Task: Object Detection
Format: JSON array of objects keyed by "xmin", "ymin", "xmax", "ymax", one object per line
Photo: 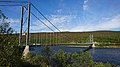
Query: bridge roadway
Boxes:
[
  {"xmin": 22, "ymin": 42, "xmax": 97, "ymax": 47},
  {"xmin": 22, "ymin": 42, "xmax": 96, "ymax": 57}
]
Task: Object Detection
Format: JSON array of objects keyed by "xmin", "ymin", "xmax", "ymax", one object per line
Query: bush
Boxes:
[{"xmin": 53, "ymin": 50, "xmax": 94, "ymax": 67}]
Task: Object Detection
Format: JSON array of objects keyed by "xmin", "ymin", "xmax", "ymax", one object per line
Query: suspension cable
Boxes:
[
  {"xmin": 31, "ymin": 4, "xmax": 61, "ymax": 32},
  {"xmin": 24, "ymin": 6, "xmax": 55, "ymax": 32},
  {"xmin": 25, "ymin": 3, "xmax": 71, "ymax": 45},
  {"xmin": 31, "ymin": 12, "xmax": 55, "ymax": 32},
  {"xmin": 31, "ymin": 3, "xmax": 67, "ymax": 45}
]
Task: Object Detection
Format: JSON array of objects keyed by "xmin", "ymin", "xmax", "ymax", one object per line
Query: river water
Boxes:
[{"xmin": 29, "ymin": 45, "xmax": 120, "ymax": 65}]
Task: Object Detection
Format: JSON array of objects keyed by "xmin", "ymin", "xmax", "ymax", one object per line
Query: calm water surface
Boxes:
[{"xmin": 30, "ymin": 45, "xmax": 120, "ymax": 65}]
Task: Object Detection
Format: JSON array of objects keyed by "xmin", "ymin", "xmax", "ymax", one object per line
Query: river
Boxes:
[{"xmin": 29, "ymin": 45, "xmax": 120, "ymax": 65}]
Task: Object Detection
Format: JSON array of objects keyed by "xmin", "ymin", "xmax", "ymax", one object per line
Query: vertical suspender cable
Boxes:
[
  {"xmin": 52, "ymin": 32, "xmax": 54, "ymax": 45},
  {"xmin": 56, "ymin": 32, "xmax": 57, "ymax": 45},
  {"xmin": 49, "ymin": 32, "xmax": 50, "ymax": 45},
  {"xmin": 40, "ymin": 32, "xmax": 42, "ymax": 45},
  {"xmin": 39, "ymin": 32, "xmax": 40, "ymax": 45},
  {"xmin": 45, "ymin": 32, "xmax": 47, "ymax": 45},
  {"xmin": 35, "ymin": 33, "xmax": 37, "ymax": 45}
]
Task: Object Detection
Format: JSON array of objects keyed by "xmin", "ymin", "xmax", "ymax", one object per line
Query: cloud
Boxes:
[
  {"xmin": 98, "ymin": 15, "xmax": 120, "ymax": 29},
  {"xmin": 68, "ymin": 15, "xmax": 120, "ymax": 32},
  {"xmin": 65, "ymin": 24, "xmax": 96, "ymax": 32},
  {"xmin": 83, "ymin": 0, "xmax": 89, "ymax": 11},
  {"xmin": 31, "ymin": 15, "xmax": 72, "ymax": 31},
  {"xmin": 5, "ymin": 18, "xmax": 20, "ymax": 28},
  {"xmin": 49, "ymin": 15, "xmax": 71, "ymax": 24},
  {"xmin": 0, "ymin": 18, "xmax": 20, "ymax": 32},
  {"xmin": 31, "ymin": 14, "xmax": 120, "ymax": 32},
  {"xmin": 40, "ymin": 30, "xmax": 53, "ymax": 32},
  {"xmin": 7, "ymin": 18, "xmax": 19, "ymax": 24},
  {"xmin": 31, "ymin": 25, "xmax": 41, "ymax": 30},
  {"xmin": 31, "ymin": 20, "xmax": 44, "ymax": 31},
  {"xmin": 0, "ymin": 18, "xmax": 19, "ymax": 24},
  {"xmin": 0, "ymin": 18, "xmax": 20, "ymax": 28}
]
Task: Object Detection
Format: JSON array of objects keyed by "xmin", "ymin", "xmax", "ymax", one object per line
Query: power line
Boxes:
[{"xmin": 31, "ymin": 4, "xmax": 61, "ymax": 32}]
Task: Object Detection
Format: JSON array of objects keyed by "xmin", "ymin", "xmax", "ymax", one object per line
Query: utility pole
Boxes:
[
  {"xmin": 19, "ymin": 6, "xmax": 24, "ymax": 46},
  {"xmin": 26, "ymin": 3, "xmax": 31, "ymax": 45}
]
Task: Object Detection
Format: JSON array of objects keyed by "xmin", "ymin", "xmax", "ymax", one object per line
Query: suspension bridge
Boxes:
[
  {"xmin": 0, "ymin": 1, "xmax": 120, "ymax": 65},
  {"xmin": 0, "ymin": 1, "xmax": 96, "ymax": 56},
  {"xmin": 0, "ymin": 1, "xmax": 97, "ymax": 46}
]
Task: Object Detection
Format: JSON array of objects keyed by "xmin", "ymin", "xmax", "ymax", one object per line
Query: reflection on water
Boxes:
[
  {"xmin": 91, "ymin": 47, "xmax": 95, "ymax": 56},
  {"xmin": 30, "ymin": 45, "xmax": 120, "ymax": 65}
]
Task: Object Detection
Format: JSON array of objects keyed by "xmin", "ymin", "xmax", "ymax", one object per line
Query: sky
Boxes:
[{"xmin": 0, "ymin": 0, "xmax": 120, "ymax": 32}]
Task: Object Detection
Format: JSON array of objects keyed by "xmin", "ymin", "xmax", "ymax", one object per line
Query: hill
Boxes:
[{"xmin": 22, "ymin": 31, "xmax": 120, "ymax": 46}]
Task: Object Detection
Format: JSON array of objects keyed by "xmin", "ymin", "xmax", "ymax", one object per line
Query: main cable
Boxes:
[
  {"xmin": 31, "ymin": 3, "xmax": 72, "ymax": 44},
  {"xmin": 24, "ymin": 6, "xmax": 55, "ymax": 32},
  {"xmin": 31, "ymin": 4, "xmax": 61, "ymax": 32},
  {"xmin": 31, "ymin": 12, "xmax": 55, "ymax": 32}
]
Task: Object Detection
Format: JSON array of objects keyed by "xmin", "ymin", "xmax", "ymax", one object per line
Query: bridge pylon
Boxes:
[{"xmin": 89, "ymin": 34, "xmax": 95, "ymax": 47}]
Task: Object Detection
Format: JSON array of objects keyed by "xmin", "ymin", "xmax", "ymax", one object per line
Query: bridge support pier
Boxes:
[
  {"xmin": 23, "ymin": 45, "xmax": 30, "ymax": 58},
  {"xmin": 92, "ymin": 43, "xmax": 95, "ymax": 47}
]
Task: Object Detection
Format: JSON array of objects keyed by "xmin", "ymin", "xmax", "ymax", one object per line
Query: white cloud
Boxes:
[
  {"xmin": 31, "ymin": 20, "xmax": 44, "ymax": 31},
  {"xmin": 0, "ymin": 18, "xmax": 20, "ymax": 32},
  {"xmin": 5, "ymin": 18, "xmax": 20, "ymax": 28},
  {"xmin": 68, "ymin": 15, "xmax": 120, "ymax": 32},
  {"xmin": 7, "ymin": 18, "xmax": 19, "ymax": 24},
  {"xmin": 98, "ymin": 15, "xmax": 120, "ymax": 29},
  {"xmin": 31, "ymin": 14, "xmax": 120, "ymax": 32},
  {"xmin": 65, "ymin": 24, "xmax": 96, "ymax": 32},
  {"xmin": 0, "ymin": 18, "xmax": 19, "ymax": 24},
  {"xmin": 31, "ymin": 15, "xmax": 72, "ymax": 31},
  {"xmin": 83, "ymin": 0, "xmax": 89, "ymax": 11},
  {"xmin": 50, "ymin": 15, "xmax": 71, "ymax": 23},
  {"xmin": 40, "ymin": 30, "xmax": 53, "ymax": 32},
  {"xmin": 31, "ymin": 25, "xmax": 41, "ymax": 30}
]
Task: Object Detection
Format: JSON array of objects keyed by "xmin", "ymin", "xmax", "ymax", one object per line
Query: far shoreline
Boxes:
[{"xmin": 66, "ymin": 45, "xmax": 120, "ymax": 48}]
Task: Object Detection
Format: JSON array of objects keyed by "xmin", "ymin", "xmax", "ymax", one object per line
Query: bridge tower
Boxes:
[
  {"xmin": 89, "ymin": 34, "xmax": 95, "ymax": 47},
  {"xmin": 89, "ymin": 34, "xmax": 93, "ymax": 43},
  {"xmin": 23, "ymin": 3, "xmax": 31, "ymax": 58}
]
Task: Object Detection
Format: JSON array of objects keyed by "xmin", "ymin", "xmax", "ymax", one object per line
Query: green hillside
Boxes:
[{"xmin": 22, "ymin": 31, "xmax": 120, "ymax": 46}]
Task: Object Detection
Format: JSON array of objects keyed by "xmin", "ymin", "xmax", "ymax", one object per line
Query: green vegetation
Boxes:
[
  {"xmin": 0, "ymin": 9, "xmax": 118, "ymax": 67},
  {"xmin": 0, "ymin": 36, "xmax": 116, "ymax": 67},
  {"xmin": 0, "ymin": 10, "xmax": 14, "ymax": 34},
  {"xmin": 0, "ymin": 9, "xmax": 24, "ymax": 67},
  {"xmin": 24, "ymin": 47, "xmax": 115, "ymax": 67},
  {"xmin": 25, "ymin": 31, "xmax": 120, "ymax": 46}
]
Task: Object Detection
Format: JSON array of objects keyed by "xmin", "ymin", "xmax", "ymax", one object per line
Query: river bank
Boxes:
[{"xmin": 65, "ymin": 45, "xmax": 120, "ymax": 48}]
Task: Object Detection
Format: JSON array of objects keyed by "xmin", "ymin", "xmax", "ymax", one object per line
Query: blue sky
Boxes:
[{"xmin": 0, "ymin": 0, "xmax": 120, "ymax": 32}]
